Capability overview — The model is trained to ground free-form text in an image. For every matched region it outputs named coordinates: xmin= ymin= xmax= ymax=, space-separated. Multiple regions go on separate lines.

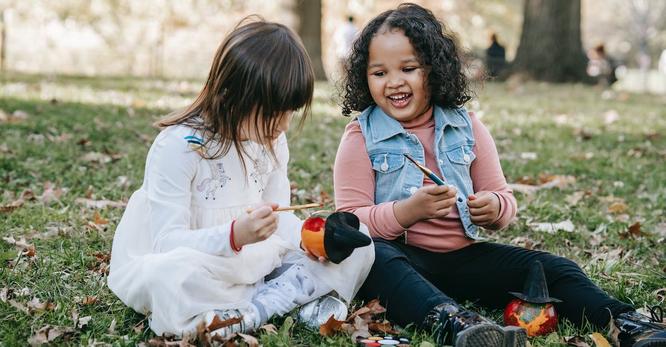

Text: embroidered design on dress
xmin=197 ymin=161 xmax=232 ymax=200
xmin=249 ymin=147 xmax=270 ymax=194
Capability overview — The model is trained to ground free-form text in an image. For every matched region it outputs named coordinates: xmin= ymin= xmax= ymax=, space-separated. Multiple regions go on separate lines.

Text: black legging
xmin=358 ymin=239 xmax=633 ymax=329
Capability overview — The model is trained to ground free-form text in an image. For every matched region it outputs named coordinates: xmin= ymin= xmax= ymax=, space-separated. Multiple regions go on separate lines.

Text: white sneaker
xmin=298 ymin=295 xmax=348 ymax=328
xmin=204 ymin=306 xmax=261 ymax=337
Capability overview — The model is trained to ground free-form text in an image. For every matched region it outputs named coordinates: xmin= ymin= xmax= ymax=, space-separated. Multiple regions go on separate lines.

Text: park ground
xmin=1 ymin=73 xmax=665 ymax=346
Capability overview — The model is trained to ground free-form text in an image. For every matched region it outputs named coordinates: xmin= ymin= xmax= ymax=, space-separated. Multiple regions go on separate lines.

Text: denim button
xmin=409 ymin=186 xmax=418 ymax=195
xmin=463 ymin=154 xmax=470 ymax=162
xmin=438 ymin=159 xmax=444 ymax=165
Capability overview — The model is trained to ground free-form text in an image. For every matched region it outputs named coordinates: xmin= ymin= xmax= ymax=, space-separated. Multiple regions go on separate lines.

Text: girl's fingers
xmin=469 ymin=204 xmax=492 ymax=216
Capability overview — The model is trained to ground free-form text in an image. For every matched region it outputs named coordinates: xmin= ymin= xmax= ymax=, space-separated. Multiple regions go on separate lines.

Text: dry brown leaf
xmin=627 ymin=222 xmax=642 ymax=237
xmin=0 ymin=199 xmax=24 ymax=213
xmin=608 ymin=202 xmax=628 ymax=214
xmin=590 ymin=332 xmax=611 ymax=347
xmin=82 ymin=152 xmax=112 ymax=164
xmin=77 ymin=315 xmax=92 ymax=328
xmin=238 ymin=332 xmax=259 ymax=347
xmin=510 ymin=236 xmax=541 ymax=250
xmin=39 ymin=182 xmax=63 ymax=203
xmin=75 ymin=197 xmax=126 ymax=209
xmin=347 ymin=315 xmax=370 ymax=342
xmin=8 ymin=299 xmax=29 ymax=314
xmin=566 ymin=191 xmax=586 ymax=206
xmin=28 ymin=325 xmax=75 ymax=346
xmin=80 ymin=296 xmax=98 ymax=305
xmin=319 ymin=315 xmax=345 ymax=336
xmin=108 ymin=318 xmax=117 ymax=334
xmin=26 ymin=297 xmax=56 ymax=313
xmin=133 ymin=321 xmax=145 ymax=334
xmin=206 ymin=314 xmax=242 ymax=332
xmin=93 ymin=211 xmax=109 ymax=225
xmin=368 ymin=320 xmax=399 ymax=335
xmin=259 ymin=323 xmax=278 ymax=335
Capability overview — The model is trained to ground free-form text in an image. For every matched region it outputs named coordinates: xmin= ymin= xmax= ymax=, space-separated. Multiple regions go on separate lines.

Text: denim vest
xmin=357 ymin=105 xmax=480 ymax=239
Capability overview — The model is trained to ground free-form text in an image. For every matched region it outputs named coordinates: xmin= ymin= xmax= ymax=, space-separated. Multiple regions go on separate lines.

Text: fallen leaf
xmin=347 ymin=315 xmax=370 ymax=342
xmin=530 ymin=220 xmax=575 ymax=233
xmin=319 ymin=315 xmax=345 ymax=336
xmin=510 ymin=236 xmax=541 ymax=250
xmin=368 ymin=320 xmax=399 ymax=335
xmin=0 ymin=199 xmax=24 ymax=213
xmin=80 ymin=296 xmax=98 ymax=305
xmin=77 ymin=315 xmax=92 ymax=328
xmin=26 ymin=297 xmax=56 ymax=313
xmin=608 ymin=202 xmax=628 ymax=214
xmin=108 ymin=318 xmax=117 ymax=334
xmin=8 ymin=299 xmax=29 ymax=314
xmin=627 ymin=222 xmax=641 ymax=237
xmin=259 ymin=323 xmax=278 ymax=335
xmin=206 ymin=314 xmax=242 ymax=332
xmin=238 ymin=333 xmax=259 ymax=347
xmin=82 ymin=152 xmax=111 ymax=164
xmin=0 ymin=287 xmax=8 ymax=302
xmin=565 ymin=191 xmax=586 ymax=206
xmin=589 ymin=332 xmax=611 ymax=347
xmin=93 ymin=211 xmax=109 ymax=225
xmin=607 ymin=316 xmax=621 ymax=347
xmin=75 ymin=198 xmax=126 ymax=209
xmin=27 ymin=325 xmax=75 ymax=346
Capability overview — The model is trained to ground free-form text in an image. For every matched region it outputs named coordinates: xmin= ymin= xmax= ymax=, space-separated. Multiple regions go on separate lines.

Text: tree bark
xmin=1 ymin=9 xmax=7 ymax=72
xmin=511 ymin=0 xmax=590 ymax=82
xmin=294 ymin=0 xmax=327 ymax=81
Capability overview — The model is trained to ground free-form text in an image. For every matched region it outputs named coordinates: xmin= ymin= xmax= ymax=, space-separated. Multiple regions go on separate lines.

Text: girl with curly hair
xmin=334 ymin=3 xmax=664 ymax=347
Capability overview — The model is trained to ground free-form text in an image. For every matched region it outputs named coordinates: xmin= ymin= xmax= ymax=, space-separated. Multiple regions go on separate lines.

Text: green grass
xmin=1 ymin=72 xmax=665 ymax=346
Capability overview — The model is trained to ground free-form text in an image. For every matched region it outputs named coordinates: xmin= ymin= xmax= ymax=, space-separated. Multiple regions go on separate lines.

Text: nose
xmin=387 ymin=73 xmax=405 ymax=89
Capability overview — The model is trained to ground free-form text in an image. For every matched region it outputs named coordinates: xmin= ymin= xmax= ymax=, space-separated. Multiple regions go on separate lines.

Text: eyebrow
xmin=368 ymin=58 xmax=420 ymax=68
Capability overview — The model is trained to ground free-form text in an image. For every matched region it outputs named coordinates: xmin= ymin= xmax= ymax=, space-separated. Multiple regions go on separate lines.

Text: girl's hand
xmin=233 ymin=203 xmax=279 ymax=247
xmin=467 ymin=191 xmax=500 ymax=226
xmin=300 ymin=242 xmax=328 ymax=263
xmin=394 ymin=185 xmax=458 ymax=228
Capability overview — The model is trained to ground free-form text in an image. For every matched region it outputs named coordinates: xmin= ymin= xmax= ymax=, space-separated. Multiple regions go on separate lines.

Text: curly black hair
xmin=341 ymin=3 xmax=471 ymax=116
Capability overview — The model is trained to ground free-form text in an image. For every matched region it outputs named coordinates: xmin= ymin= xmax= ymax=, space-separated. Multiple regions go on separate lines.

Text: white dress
xmin=107 ymin=125 xmax=374 ymax=335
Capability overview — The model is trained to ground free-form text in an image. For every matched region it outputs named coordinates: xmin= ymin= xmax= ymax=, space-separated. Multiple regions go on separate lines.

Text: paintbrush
xmin=246 ymin=202 xmax=323 ymax=213
xmin=403 ymin=154 xmax=446 ymax=186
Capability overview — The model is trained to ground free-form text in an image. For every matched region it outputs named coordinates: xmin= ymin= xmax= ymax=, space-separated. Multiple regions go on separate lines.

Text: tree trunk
xmin=0 ymin=9 xmax=7 ymax=72
xmin=511 ymin=0 xmax=590 ymax=82
xmin=294 ymin=0 xmax=327 ymax=81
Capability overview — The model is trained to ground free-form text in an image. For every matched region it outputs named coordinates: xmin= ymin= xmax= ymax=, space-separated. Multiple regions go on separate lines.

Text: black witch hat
xmin=509 ymin=260 xmax=562 ymax=304
xmin=323 ymin=212 xmax=371 ymax=264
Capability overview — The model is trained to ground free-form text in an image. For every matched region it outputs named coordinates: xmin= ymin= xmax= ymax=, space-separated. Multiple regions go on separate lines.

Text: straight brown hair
xmin=156 ymin=16 xmax=314 ymax=171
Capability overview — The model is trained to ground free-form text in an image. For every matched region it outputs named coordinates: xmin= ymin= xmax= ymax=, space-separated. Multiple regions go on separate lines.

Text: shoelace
xmin=648 ymin=306 xmax=663 ymax=323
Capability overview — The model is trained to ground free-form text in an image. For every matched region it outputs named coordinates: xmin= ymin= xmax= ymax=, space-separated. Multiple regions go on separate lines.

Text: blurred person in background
xmin=485 ymin=32 xmax=507 ymax=79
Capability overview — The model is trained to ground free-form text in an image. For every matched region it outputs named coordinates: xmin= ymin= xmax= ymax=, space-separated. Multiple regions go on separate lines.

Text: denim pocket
xmin=370 ymin=152 xmax=405 ymax=174
xmin=445 ymin=145 xmax=476 ymax=165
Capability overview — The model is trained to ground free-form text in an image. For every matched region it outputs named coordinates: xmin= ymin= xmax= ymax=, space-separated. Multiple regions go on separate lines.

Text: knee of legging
xmin=541 ymin=255 xmax=584 ymax=280
xmin=372 ymin=241 xmax=407 ymax=267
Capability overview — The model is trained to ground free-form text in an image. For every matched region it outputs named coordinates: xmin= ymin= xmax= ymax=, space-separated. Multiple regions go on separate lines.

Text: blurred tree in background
xmin=511 ymin=0 xmax=589 ymax=82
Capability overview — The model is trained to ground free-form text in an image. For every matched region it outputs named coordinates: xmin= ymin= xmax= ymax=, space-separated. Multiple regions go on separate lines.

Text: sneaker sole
xmin=502 ymin=326 xmax=527 ymax=347
xmin=455 ymin=324 xmax=505 ymax=347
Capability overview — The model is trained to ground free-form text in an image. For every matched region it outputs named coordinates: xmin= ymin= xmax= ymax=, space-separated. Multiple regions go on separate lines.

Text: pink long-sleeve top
xmin=334 ymin=109 xmax=516 ymax=253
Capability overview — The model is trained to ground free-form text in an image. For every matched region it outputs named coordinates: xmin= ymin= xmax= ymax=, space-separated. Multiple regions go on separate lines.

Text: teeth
xmin=388 ymin=94 xmax=409 ymax=100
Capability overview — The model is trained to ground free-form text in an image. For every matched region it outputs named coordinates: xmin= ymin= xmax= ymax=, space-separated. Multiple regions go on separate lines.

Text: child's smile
xmin=367 ymin=28 xmax=430 ymax=122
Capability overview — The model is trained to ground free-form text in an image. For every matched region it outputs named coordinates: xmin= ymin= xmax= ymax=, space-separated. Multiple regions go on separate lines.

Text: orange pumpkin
xmin=301 ymin=216 xmax=327 ymax=258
